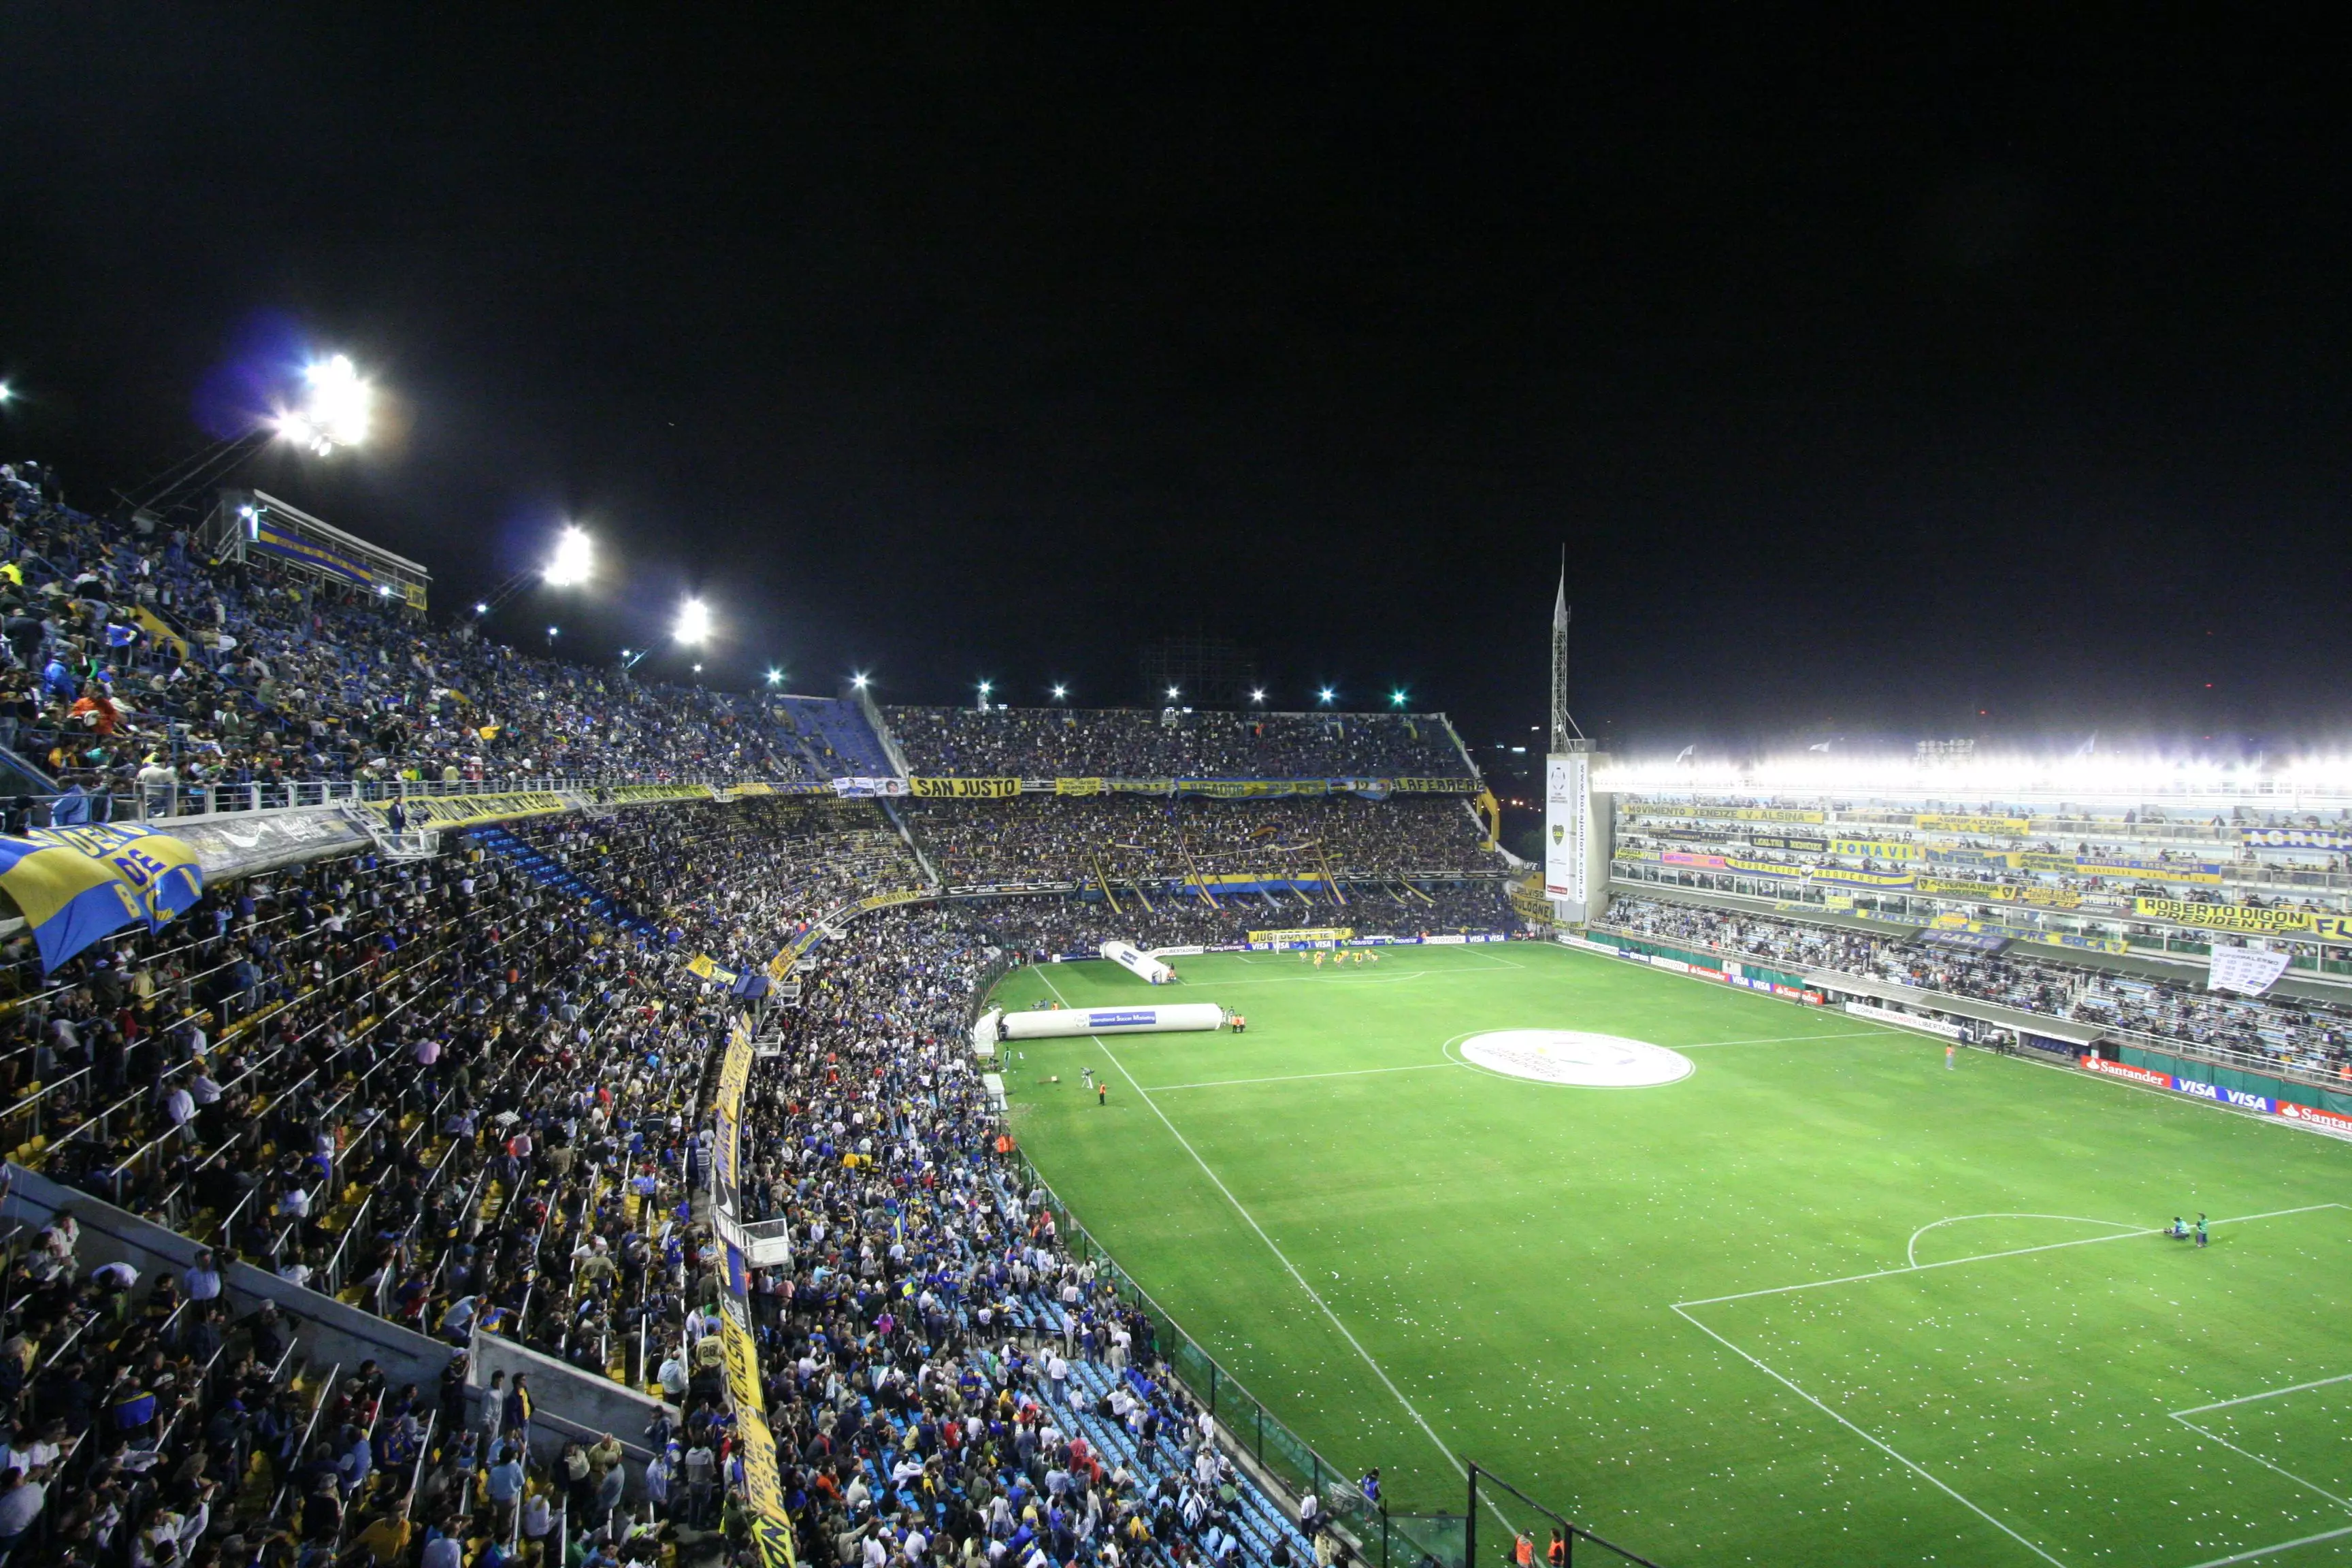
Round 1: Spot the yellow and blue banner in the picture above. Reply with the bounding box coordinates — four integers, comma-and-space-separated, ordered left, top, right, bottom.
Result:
0, 824, 205, 973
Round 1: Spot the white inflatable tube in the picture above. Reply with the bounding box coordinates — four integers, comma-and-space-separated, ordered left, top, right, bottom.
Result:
1001, 1003, 1227, 1039
1100, 940, 1174, 984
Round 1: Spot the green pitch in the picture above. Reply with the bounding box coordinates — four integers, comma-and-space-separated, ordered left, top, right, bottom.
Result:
987, 943, 2352, 1567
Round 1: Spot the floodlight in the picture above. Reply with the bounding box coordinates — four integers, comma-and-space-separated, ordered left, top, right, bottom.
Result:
278, 353, 372, 455
851, 672, 869, 689
765, 668, 783, 685
474, 602, 489, 615
1390, 689, 1407, 707
376, 584, 395, 598
0, 385, 13, 404
672, 598, 713, 644
1318, 687, 1335, 705
546, 625, 559, 638
1051, 684, 1067, 700
693, 663, 703, 674
978, 681, 993, 696
1250, 688, 1265, 704
1166, 686, 1180, 700
543, 526, 593, 587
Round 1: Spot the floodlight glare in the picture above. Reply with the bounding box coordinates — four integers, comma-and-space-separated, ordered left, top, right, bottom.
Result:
543, 525, 593, 587
546, 625, 559, 638
851, 673, 869, 689
672, 598, 713, 644
765, 668, 783, 685
1166, 686, 1180, 700
1250, 688, 1265, 704
978, 681, 993, 696
1318, 687, 1335, 704
474, 602, 489, 615
278, 353, 373, 455
1390, 689, 1407, 706
0, 384, 13, 404
1051, 684, 1067, 700
693, 663, 703, 674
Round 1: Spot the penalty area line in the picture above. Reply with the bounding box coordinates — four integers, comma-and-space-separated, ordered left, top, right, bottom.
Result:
2179, 1525, 2352, 1568
1667, 1303, 2065, 1566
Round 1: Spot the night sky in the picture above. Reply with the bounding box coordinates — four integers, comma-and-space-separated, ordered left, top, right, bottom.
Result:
1, 11, 2346, 780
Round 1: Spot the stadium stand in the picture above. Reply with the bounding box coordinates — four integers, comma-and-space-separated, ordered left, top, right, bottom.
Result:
1603, 894, 2352, 1075
904, 797, 1501, 885
883, 707, 1469, 781
37, 441, 2352, 1568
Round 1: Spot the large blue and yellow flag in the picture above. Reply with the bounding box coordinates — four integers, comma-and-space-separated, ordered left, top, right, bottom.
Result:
0, 824, 205, 973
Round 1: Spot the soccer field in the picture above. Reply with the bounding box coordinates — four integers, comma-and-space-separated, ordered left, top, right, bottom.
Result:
988, 943, 2352, 1567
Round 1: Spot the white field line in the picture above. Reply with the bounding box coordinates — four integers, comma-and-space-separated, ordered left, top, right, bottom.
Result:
1667, 1303, 2067, 1566
1031, 970, 1515, 1533
1676, 1205, 2351, 1567
2180, 1525, 2352, 1568
2166, 1411, 2352, 1514
2176, 1371, 2352, 1418
1906, 1213, 2142, 1269
1675, 1204, 2345, 1311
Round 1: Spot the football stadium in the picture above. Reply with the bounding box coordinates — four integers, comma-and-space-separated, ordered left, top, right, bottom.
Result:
5, 18, 2352, 1568
0, 457, 2340, 1568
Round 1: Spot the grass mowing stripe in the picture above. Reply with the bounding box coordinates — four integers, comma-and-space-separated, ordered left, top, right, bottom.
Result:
1667, 1302, 2069, 1567
1142, 1062, 1462, 1092
998, 947, 2352, 1561
1029, 968, 1512, 1528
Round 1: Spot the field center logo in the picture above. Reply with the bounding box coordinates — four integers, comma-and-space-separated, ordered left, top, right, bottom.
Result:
1458, 1029, 1693, 1088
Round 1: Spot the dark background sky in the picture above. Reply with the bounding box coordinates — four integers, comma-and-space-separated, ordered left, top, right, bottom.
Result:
0, 9, 2345, 787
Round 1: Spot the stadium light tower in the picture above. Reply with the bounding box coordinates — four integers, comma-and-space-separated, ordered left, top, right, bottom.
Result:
1318, 687, 1335, 706
977, 679, 994, 711
542, 525, 593, 587
1050, 684, 1068, 702
1250, 688, 1266, 705
0, 383, 14, 404
276, 354, 373, 455
851, 672, 870, 690
1165, 686, 1181, 701
673, 597, 713, 644
765, 668, 783, 686
127, 348, 379, 517
1391, 689, 1408, 707
478, 522, 595, 617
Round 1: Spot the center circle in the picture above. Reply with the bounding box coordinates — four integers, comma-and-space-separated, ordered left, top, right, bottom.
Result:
1458, 1030, 1694, 1088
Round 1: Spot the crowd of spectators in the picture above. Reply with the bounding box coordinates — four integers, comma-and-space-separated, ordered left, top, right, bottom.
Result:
508, 801, 925, 981
725, 907, 1326, 1568
904, 799, 1499, 887
0, 470, 889, 816
960, 887, 1516, 958
0, 779, 1384, 1568
1603, 895, 2352, 1075
884, 708, 1467, 782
